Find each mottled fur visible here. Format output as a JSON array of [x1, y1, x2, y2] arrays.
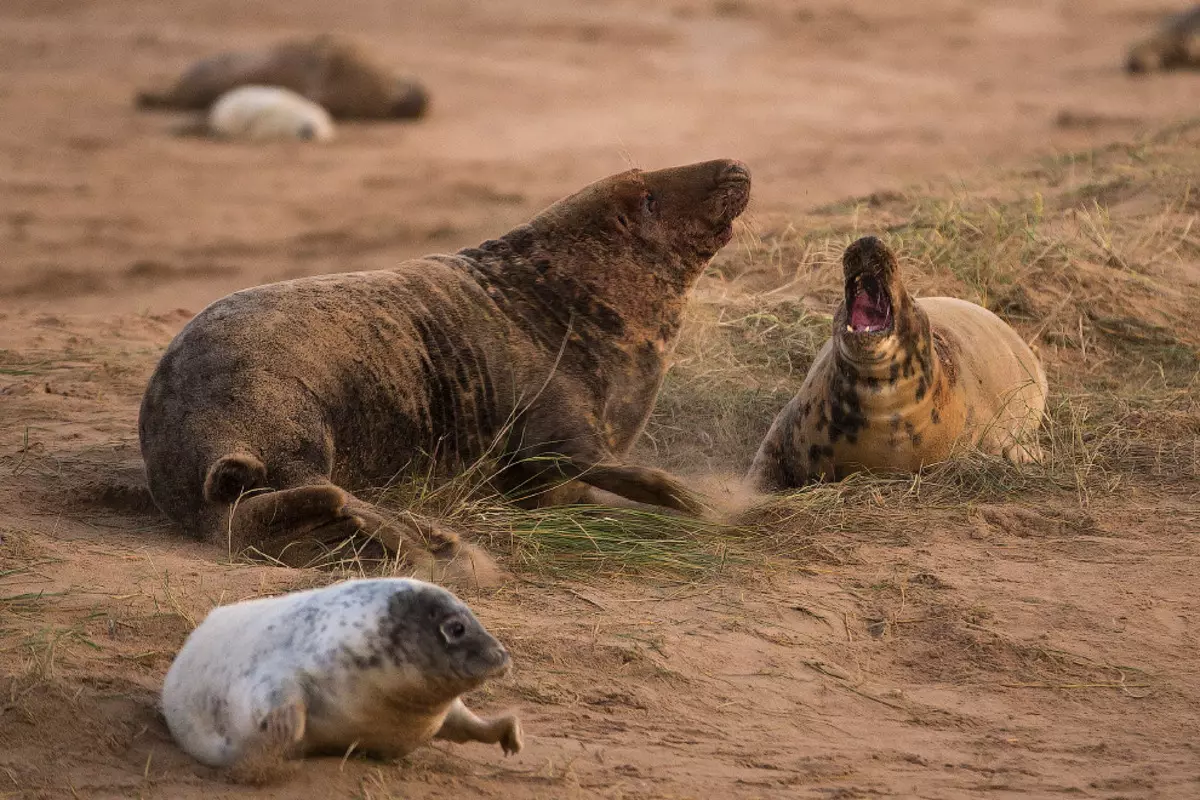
[[136, 34, 429, 119], [1127, 6, 1200, 74], [748, 236, 1047, 491], [139, 160, 750, 579], [161, 578, 521, 783]]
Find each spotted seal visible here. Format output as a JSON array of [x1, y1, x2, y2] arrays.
[[138, 159, 751, 580], [136, 34, 429, 119], [206, 86, 335, 142], [161, 578, 521, 783], [747, 235, 1047, 490], [1126, 6, 1200, 74]]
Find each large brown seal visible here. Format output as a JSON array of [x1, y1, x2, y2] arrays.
[[747, 235, 1047, 491], [135, 34, 429, 119], [161, 578, 521, 783], [1126, 6, 1200, 74], [139, 159, 751, 579]]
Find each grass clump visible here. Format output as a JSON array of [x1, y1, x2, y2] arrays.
[[357, 453, 750, 582]]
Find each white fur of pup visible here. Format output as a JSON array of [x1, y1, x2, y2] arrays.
[[207, 85, 335, 142], [160, 577, 521, 783]]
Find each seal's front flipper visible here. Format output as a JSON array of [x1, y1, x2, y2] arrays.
[[434, 698, 523, 755], [228, 698, 307, 785]]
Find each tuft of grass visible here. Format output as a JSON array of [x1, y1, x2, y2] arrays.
[[477, 504, 745, 580], [363, 457, 749, 581]]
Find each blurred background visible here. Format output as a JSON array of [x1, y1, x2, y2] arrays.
[[1, 0, 1197, 316]]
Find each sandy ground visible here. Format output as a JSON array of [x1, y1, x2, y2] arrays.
[[2, 0, 1200, 798]]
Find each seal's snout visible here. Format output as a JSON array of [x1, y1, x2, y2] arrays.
[[486, 644, 512, 676], [843, 236, 896, 336], [719, 160, 751, 184], [469, 640, 512, 680], [716, 160, 751, 222]]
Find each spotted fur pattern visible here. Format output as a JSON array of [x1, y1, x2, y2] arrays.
[[748, 236, 1047, 491], [161, 578, 521, 776]]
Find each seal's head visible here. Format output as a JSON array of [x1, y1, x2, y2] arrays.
[[382, 582, 511, 694], [834, 236, 927, 369], [389, 79, 430, 119], [523, 159, 751, 309]]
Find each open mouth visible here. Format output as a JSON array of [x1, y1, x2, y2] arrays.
[[847, 273, 893, 334]]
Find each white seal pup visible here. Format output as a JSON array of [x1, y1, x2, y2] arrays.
[[161, 578, 522, 782], [207, 85, 335, 142]]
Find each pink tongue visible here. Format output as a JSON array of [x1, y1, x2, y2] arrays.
[[850, 291, 890, 331]]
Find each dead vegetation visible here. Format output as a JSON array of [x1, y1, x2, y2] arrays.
[[2, 123, 1199, 798], [198, 121, 1200, 587], [645, 118, 1199, 531]]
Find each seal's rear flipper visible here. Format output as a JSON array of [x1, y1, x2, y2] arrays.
[[135, 89, 176, 110], [228, 698, 306, 785], [225, 484, 507, 588], [205, 452, 268, 504], [575, 464, 709, 517]]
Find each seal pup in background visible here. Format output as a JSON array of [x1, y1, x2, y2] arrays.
[[748, 235, 1047, 491], [161, 578, 521, 783], [139, 159, 751, 579], [136, 34, 429, 119], [206, 86, 335, 142]]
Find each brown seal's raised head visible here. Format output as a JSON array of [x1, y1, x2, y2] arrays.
[[513, 160, 750, 330], [833, 235, 930, 371], [531, 159, 750, 274]]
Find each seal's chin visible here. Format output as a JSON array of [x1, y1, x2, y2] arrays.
[[846, 273, 893, 335], [715, 222, 734, 248]]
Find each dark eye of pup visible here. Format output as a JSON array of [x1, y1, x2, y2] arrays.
[[441, 618, 467, 643]]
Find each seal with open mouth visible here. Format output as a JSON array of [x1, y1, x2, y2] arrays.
[[747, 235, 1048, 491]]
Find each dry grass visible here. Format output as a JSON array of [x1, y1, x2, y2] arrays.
[[360, 455, 751, 582], [64, 124, 1198, 586], [629, 120, 1200, 565], [305, 122, 1200, 582]]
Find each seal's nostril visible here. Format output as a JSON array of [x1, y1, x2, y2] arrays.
[[720, 161, 751, 183]]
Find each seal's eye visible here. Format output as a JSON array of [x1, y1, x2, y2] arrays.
[[440, 618, 468, 644], [643, 192, 658, 216]]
